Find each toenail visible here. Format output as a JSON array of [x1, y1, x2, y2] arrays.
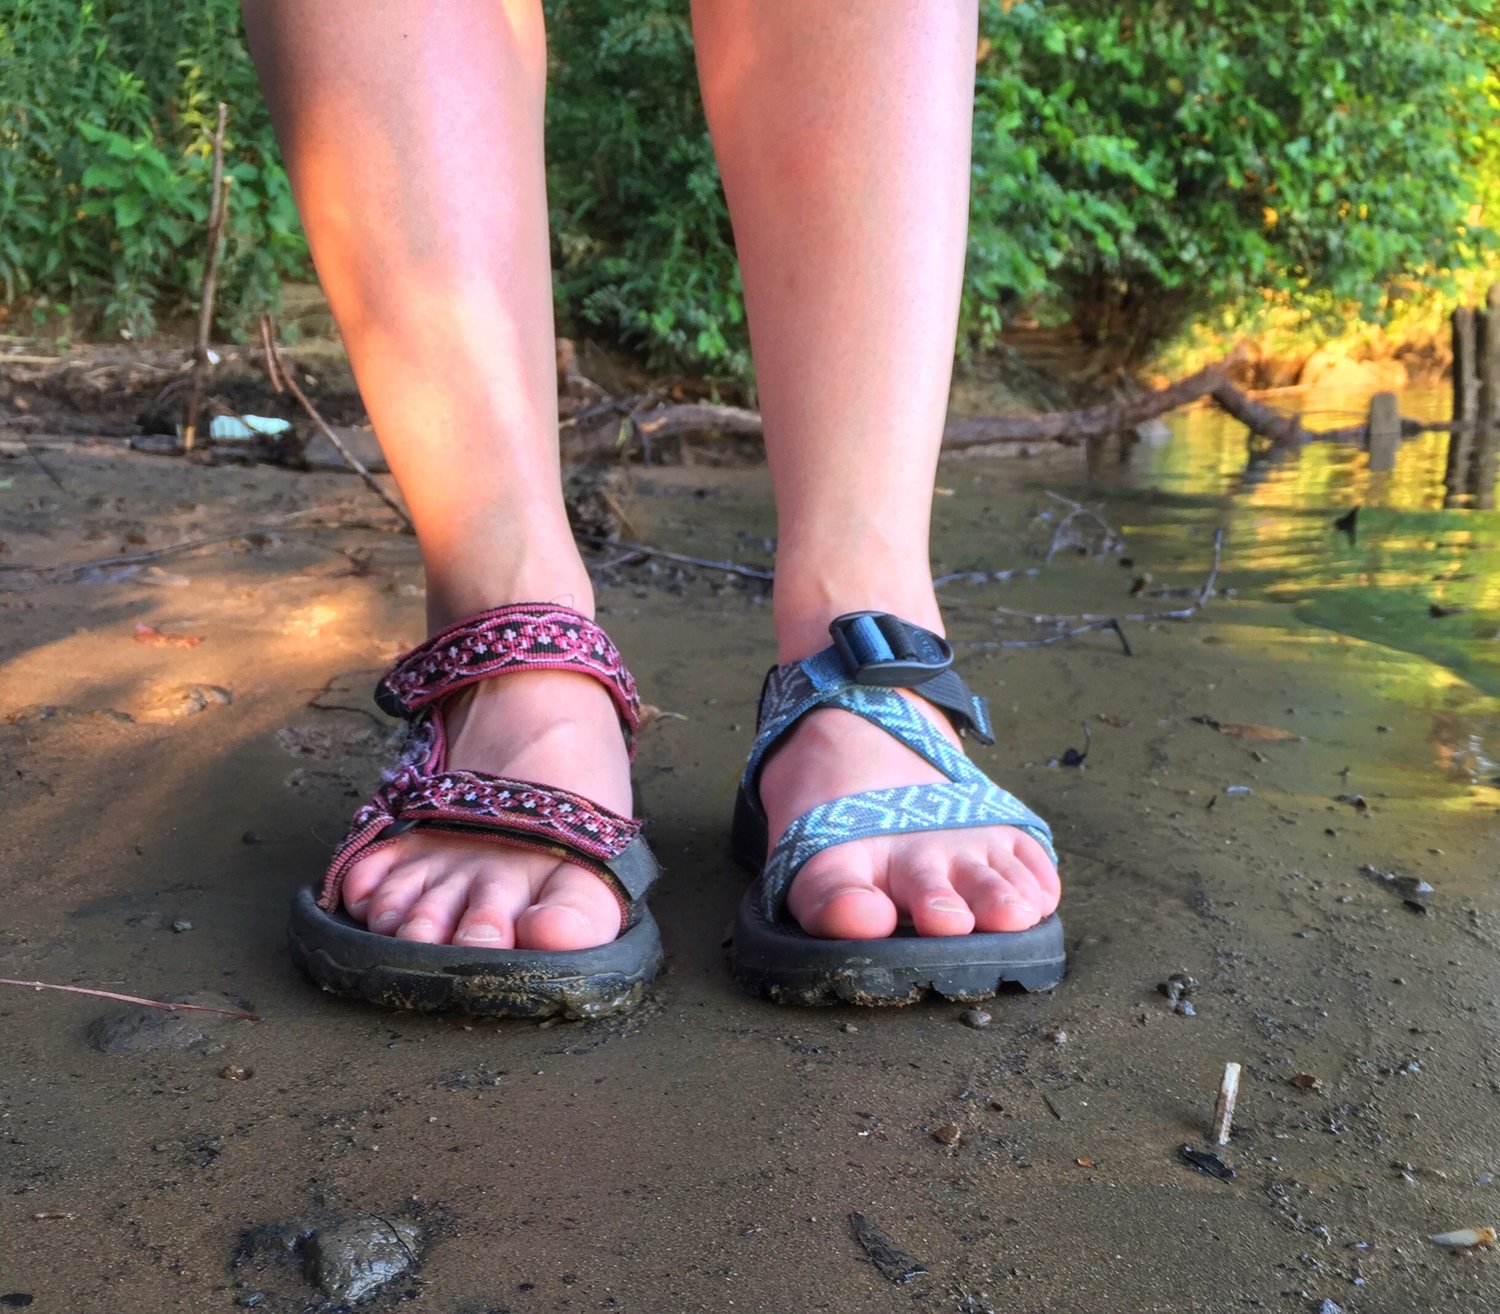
[[929, 896, 968, 913], [348, 898, 370, 920], [457, 924, 503, 943], [369, 910, 401, 932], [401, 917, 436, 938]]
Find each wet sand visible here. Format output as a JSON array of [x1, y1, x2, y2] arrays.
[[1, 435, 1498, 1313]]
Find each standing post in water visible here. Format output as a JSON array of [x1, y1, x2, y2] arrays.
[[1452, 305, 1478, 427], [1478, 284, 1500, 428], [1366, 392, 1400, 472]]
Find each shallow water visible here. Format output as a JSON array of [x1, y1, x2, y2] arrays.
[[1063, 385, 1500, 788]]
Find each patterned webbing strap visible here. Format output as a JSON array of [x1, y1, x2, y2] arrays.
[[374, 603, 642, 752]]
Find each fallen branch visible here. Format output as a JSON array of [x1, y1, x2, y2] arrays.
[[261, 313, 414, 533], [182, 102, 229, 453], [632, 401, 764, 443], [0, 977, 261, 1021], [942, 361, 1230, 450], [1210, 381, 1307, 448]]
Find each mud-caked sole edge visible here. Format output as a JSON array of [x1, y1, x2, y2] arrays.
[[729, 887, 1065, 1007], [287, 885, 664, 1020]]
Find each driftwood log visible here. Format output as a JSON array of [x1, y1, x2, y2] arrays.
[[561, 354, 1341, 455]]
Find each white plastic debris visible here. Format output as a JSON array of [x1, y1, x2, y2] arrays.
[[1428, 1226, 1497, 1248], [209, 414, 292, 443]]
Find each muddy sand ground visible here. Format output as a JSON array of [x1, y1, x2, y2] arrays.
[[1, 432, 1497, 1313]]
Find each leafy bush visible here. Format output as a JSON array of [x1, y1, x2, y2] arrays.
[[0, 0, 307, 339], [1, 0, 1495, 372], [544, 0, 745, 382], [968, 0, 1497, 352]]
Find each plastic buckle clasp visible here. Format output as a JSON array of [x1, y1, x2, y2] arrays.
[[828, 612, 954, 687]]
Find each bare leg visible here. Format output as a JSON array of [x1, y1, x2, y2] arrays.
[[694, 1, 1060, 937], [244, 1, 629, 951]]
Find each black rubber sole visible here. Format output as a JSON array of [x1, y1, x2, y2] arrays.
[[730, 886, 1066, 1006], [287, 885, 664, 1019]]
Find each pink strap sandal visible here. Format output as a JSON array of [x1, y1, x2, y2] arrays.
[[288, 603, 663, 1018]]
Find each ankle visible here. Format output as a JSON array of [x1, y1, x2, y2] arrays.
[[421, 523, 596, 631], [771, 573, 943, 664]]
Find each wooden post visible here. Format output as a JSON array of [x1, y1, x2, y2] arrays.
[[1444, 427, 1474, 508], [1366, 391, 1400, 472], [1471, 423, 1499, 511], [1452, 306, 1478, 426], [1479, 284, 1500, 427]]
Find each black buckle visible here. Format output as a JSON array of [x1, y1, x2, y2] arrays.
[[829, 612, 953, 687]]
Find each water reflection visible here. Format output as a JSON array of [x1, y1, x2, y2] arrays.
[[1070, 383, 1500, 789]]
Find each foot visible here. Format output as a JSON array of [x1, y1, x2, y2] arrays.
[[756, 691, 1061, 940], [340, 669, 634, 951]]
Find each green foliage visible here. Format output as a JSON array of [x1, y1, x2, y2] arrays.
[[0, 0, 1495, 371], [0, 0, 307, 339], [544, 0, 745, 381], [968, 0, 1498, 351]]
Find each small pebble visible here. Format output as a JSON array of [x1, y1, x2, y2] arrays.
[[1045, 1028, 1067, 1046], [932, 1123, 962, 1146], [171, 919, 193, 933], [220, 1065, 251, 1081], [959, 1009, 991, 1030], [1174, 999, 1197, 1017], [840, 1021, 858, 1033]]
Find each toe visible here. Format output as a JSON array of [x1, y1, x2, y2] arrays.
[[343, 848, 399, 922], [953, 856, 1039, 933], [514, 863, 624, 951], [362, 862, 432, 935], [1010, 832, 1061, 910], [394, 874, 470, 944], [891, 858, 978, 937], [787, 846, 898, 940], [450, 871, 530, 949]]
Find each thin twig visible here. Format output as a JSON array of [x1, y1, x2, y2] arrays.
[[183, 102, 229, 452], [955, 527, 1223, 658], [0, 510, 389, 586], [261, 314, 414, 532], [13, 430, 66, 491], [1042, 490, 1125, 563], [0, 978, 261, 1021], [259, 312, 286, 392], [964, 617, 1134, 657], [576, 533, 773, 581]]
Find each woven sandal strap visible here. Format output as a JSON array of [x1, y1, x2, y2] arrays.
[[381, 767, 642, 861], [757, 779, 1056, 919], [318, 769, 655, 918], [374, 604, 641, 741]]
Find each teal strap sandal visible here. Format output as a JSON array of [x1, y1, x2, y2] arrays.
[[730, 612, 1066, 1005]]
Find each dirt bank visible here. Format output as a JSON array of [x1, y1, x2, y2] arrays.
[[1, 432, 1497, 1313]]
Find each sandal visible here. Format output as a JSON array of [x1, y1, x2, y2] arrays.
[[729, 611, 1065, 1005], [288, 603, 663, 1018]]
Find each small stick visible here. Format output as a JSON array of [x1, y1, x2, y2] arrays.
[[0, 978, 261, 1021], [0, 508, 368, 584], [575, 532, 773, 581], [1211, 1061, 1242, 1145], [260, 314, 415, 533], [183, 102, 230, 452]]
